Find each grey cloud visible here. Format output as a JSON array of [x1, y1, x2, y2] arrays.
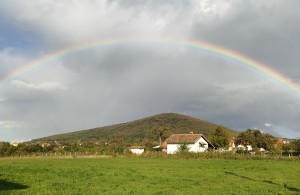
[[190, 0, 300, 78], [0, 0, 300, 141]]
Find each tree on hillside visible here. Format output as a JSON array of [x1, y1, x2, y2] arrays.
[[148, 126, 169, 146], [210, 126, 230, 148]]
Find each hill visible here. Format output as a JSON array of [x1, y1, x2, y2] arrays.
[[33, 113, 239, 144]]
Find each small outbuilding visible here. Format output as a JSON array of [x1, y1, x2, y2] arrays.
[[165, 133, 214, 154], [128, 146, 146, 155]]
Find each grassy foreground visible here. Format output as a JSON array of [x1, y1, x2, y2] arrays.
[[0, 157, 299, 194]]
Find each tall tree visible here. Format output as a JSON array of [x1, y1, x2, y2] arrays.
[[210, 126, 230, 148], [148, 126, 169, 146], [291, 139, 300, 152], [282, 143, 295, 156]]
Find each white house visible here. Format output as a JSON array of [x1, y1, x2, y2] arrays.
[[128, 146, 146, 155], [246, 145, 253, 151], [165, 133, 214, 154]]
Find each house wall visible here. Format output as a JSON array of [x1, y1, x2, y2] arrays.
[[167, 144, 181, 154], [189, 137, 208, 152], [129, 148, 144, 154], [166, 137, 209, 154]]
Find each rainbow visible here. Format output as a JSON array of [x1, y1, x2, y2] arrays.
[[1, 37, 300, 96]]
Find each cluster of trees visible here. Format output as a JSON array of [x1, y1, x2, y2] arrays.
[[0, 142, 49, 157], [236, 129, 276, 150], [210, 127, 300, 155]]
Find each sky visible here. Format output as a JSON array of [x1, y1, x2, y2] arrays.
[[0, 0, 300, 142]]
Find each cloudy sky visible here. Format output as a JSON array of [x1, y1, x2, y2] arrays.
[[1, 0, 300, 142]]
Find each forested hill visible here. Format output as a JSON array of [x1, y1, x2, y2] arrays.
[[32, 113, 239, 143]]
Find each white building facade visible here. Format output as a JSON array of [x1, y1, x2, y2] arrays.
[[165, 133, 214, 154], [128, 146, 145, 155]]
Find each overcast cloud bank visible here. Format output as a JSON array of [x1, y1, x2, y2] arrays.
[[0, 0, 299, 141]]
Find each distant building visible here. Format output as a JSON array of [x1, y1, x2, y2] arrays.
[[276, 138, 290, 145], [246, 145, 252, 151], [283, 140, 290, 144], [36, 141, 51, 148], [259, 148, 266, 152], [128, 146, 146, 155], [10, 142, 19, 147], [237, 144, 246, 151], [237, 144, 253, 151], [165, 133, 214, 154]]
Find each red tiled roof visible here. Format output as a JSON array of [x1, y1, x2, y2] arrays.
[[165, 134, 202, 144]]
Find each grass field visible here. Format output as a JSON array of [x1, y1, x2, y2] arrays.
[[0, 157, 299, 194]]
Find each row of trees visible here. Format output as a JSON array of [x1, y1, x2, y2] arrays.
[[0, 140, 132, 157]]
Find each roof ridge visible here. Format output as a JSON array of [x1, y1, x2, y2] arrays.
[[165, 134, 204, 144]]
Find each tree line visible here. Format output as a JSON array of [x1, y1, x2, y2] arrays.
[[1, 127, 300, 157]]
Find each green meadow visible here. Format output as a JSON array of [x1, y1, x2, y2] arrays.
[[0, 157, 299, 194]]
